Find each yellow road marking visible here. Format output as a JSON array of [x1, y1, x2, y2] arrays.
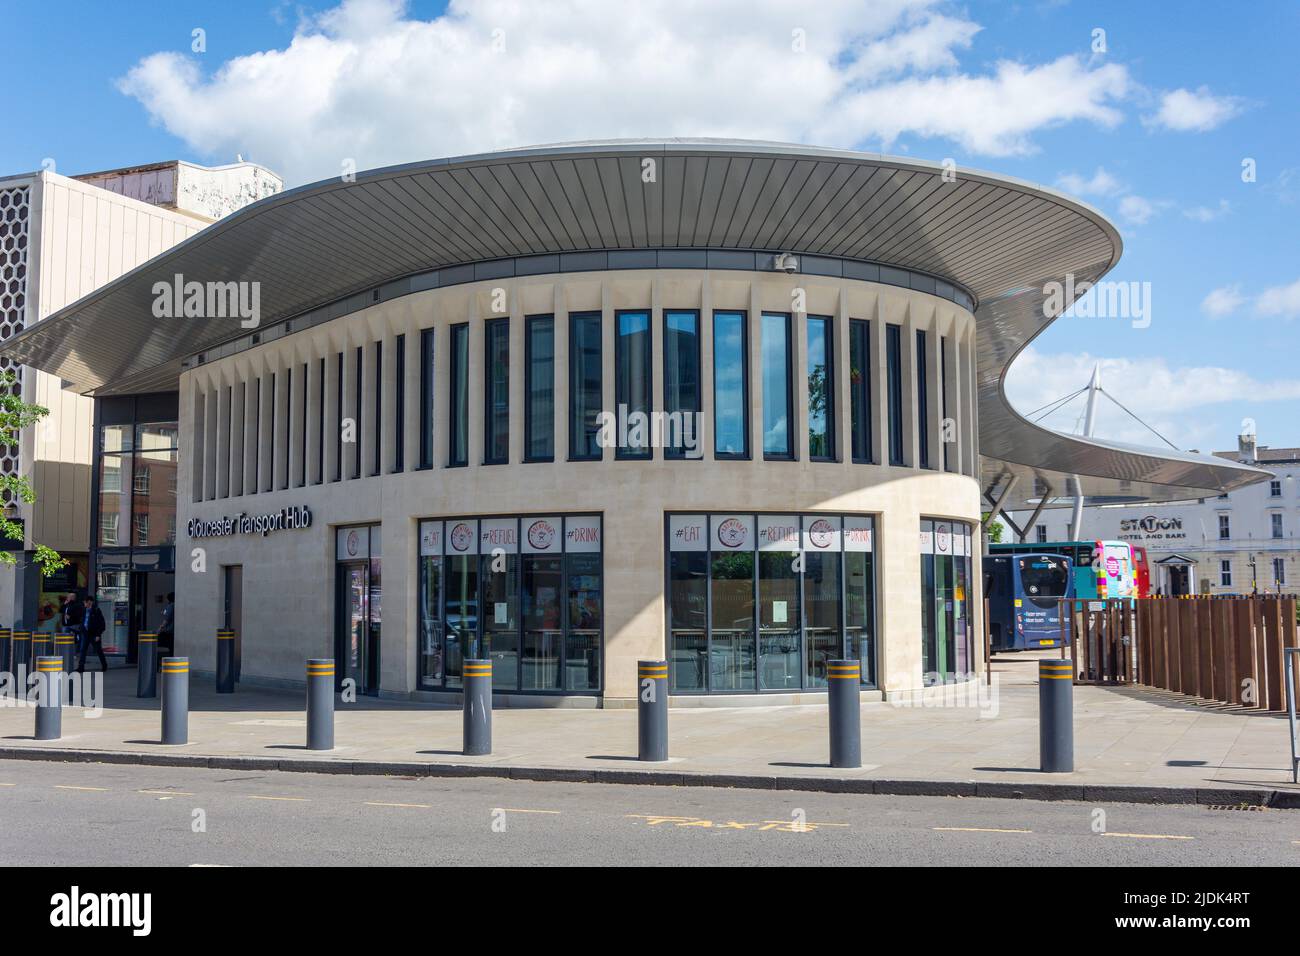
[[934, 826, 1032, 834], [247, 795, 309, 802], [54, 785, 108, 792], [138, 789, 194, 796], [498, 808, 561, 814], [0, 783, 15, 787], [364, 801, 431, 809], [1103, 832, 1193, 840]]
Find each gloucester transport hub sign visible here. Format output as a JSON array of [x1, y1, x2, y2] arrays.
[[187, 505, 313, 539]]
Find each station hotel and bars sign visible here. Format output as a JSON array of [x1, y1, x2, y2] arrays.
[[187, 505, 314, 539]]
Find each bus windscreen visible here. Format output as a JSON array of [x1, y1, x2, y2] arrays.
[[1018, 556, 1070, 608]]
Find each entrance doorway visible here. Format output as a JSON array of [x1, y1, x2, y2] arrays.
[[223, 566, 243, 680], [335, 526, 382, 696]]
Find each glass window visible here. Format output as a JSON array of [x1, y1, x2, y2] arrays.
[[803, 551, 841, 688], [443, 552, 477, 687], [1219, 560, 1232, 588], [758, 546, 799, 690], [522, 554, 563, 690], [920, 520, 973, 684], [484, 318, 509, 465], [668, 549, 708, 691], [419, 328, 435, 468], [525, 315, 554, 461], [849, 319, 871, 463], [569, 312, 602, 461], [565, 551, 602, 691], [101, 424, 133, 453], [663, 310, 700, 460], [886, 323, 904, 466], [1219, 514, 1230, 539], [352, 350, 362, 479], [761, 312, 792, 459], [419, 551, 443, 685], [807, 315, 833, 460], [335, 354, 344, 481], [940, 336, 951, 472], [1271, 513, 1283, 539], [1270, 480, 1281, 497], [713, 310, 748, 458], [98, 455, 131, 547], [710, 548, 756, 691], [371, 345, 382, 476], [1273, 557, 1285, 586], [916, 329, 930, 469], [615, 310, 651, 459], [844, 544, 876, 687], [394, 336, 405, 473], [481, 550, 519, 690], [448, 323, 469, 467]]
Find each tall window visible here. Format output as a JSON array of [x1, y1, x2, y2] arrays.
[[299, 368, 307, 486], [615, 310, 652, 459], [352, 348, 363, 479], [713, 311, 749, 458], [282, 366, 293, 488], [1271, 513, 1283, 539], [448, 323, 468, 467], [393, 335, 405, 472], [1219, 514, 1230, 539], [807, 315, 834, 460], [1036, 524, 1048, 543], [484, 318, 509, 464], [663, 310, 701, 460], [1270, 479, 1282, 497], [940, 336, 950, 472], [886, 323, 904, 466], [920, 519, 973, 682], [371, 342, 382, 476], [418, 328, 435, 468], [849, 319, 871, 463], [916, 329, 930, 470], [1220, 560, 1232, 587], [525, 315, 554, 461], [569, 312, 602, 461], [334, 353, 343, 481], [316, 357, 325, 483], [1273, 557, 1286, 586], [761, 312, 792, 459]]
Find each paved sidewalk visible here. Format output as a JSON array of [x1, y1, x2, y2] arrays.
[[1, 654, 1296, 805]]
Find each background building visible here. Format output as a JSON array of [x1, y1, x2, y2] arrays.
[[1, 141, 1264, 702], [1008, 430, 1298, 595], [0, 159, 282, 642]]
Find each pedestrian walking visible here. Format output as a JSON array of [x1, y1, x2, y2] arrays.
[[75, 595, 108, 673]]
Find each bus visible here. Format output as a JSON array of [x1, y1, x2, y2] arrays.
[[989, 540, 1137, 601], [1129, 545, 1151, 598], [983, 552, 1074, 651]]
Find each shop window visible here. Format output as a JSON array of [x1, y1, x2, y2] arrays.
[[919, 519, 974, 684], [713, 310, 748, 458], [615, 310, 652, 459], [807, 315, 834, 460], [569, 313, 602, 461], [418, 515, 602, 694], [525, 315, 554, 461], [761, 313, 792, 459], [662, 310, 700, 460]]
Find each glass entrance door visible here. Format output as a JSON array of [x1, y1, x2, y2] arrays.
[[336, 561, 378, 695]]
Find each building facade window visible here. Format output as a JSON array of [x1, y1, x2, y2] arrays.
[[1220, 560, 1232, 587], [666, 513, 877, 694], [484, 318, 510, 465], [615, 310, 652, 459], [919, 519, 974, 683], [713, 310, 749, 458], [761, 312, 793, 459], [352, 350, 362, 479], [886, 323, 904, 466], [1271, 513, 1283, 539], [371, 344, 382, 477], [334, 354, 343, 481], [807, 315, 834, 460], [418, 328, 435, 468], [1270, 479, 1282, 497], [569, 312, 602, 461], [916, 329, 930, 470], [1036, 524, 1048, 543], [662, 310, 701, 461], [524, 315, 554, 462], [448, 323, 469, 467], [849, 318, 872, 463], [1273, 557, 1286, 586], [1219, 514, 1230, 539], [393, 335, 404, 472], [417, 515, 603, 694]]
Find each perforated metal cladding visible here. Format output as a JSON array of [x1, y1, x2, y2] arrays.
[[0, 185, 30, 499]]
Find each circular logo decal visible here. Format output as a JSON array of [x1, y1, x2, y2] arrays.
[[527, 519, 556, 551], [716, 518, 748, 549], [936, 525, 951, 552], [1106, 556, 1121, 577], [346, 530, 361, 557], [450, 522, 474, 553], [808, 518, 835, 549]]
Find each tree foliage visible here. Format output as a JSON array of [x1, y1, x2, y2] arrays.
[[0, 370, 66, 576]]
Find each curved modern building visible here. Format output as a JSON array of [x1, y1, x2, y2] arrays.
[[0, 140, 1266, 705]]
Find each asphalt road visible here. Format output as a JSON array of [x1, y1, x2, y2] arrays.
[[1, 759, 1295, 866]]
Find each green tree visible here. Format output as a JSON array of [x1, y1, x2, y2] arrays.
[[0, 370, 67, 576], [981, 515, 1004, 544]]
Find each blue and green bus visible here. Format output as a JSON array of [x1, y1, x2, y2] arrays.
[[982, 552, 1074, 651]]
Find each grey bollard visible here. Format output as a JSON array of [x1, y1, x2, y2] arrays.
[[827, 660, 862, 768], [55, 632, 76, 673], [136, 633, 158, 698], [306, 659, 335, 751], [1039, 658, 1075, 772], [34, 656, 62, 740], [161, 657, 189, 745], [637, 660, 669, 761], [0, 628, 11, 678], [216, 629, 236, 693], [462, 659, 492, 756], [11, 631, 31, 676]]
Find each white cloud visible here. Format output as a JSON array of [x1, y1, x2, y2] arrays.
[[1256, 278, 1300, 319], [1183, 199, 1231, 222], [1201, 284, 1244, 318], [1118, 194, 1161, 225], [1146, 86, 1243, 132], [1056, 166, 1122, 197], [1005, 348, 1300, 447], [117, 0, 1134, 185]]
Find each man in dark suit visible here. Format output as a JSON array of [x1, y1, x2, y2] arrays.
[[75, 596, 109, 673]]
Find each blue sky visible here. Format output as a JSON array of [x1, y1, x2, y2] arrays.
[[4, 0, 1297, 455]]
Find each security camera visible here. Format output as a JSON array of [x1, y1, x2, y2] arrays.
[[773, 252, 799, 273]]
